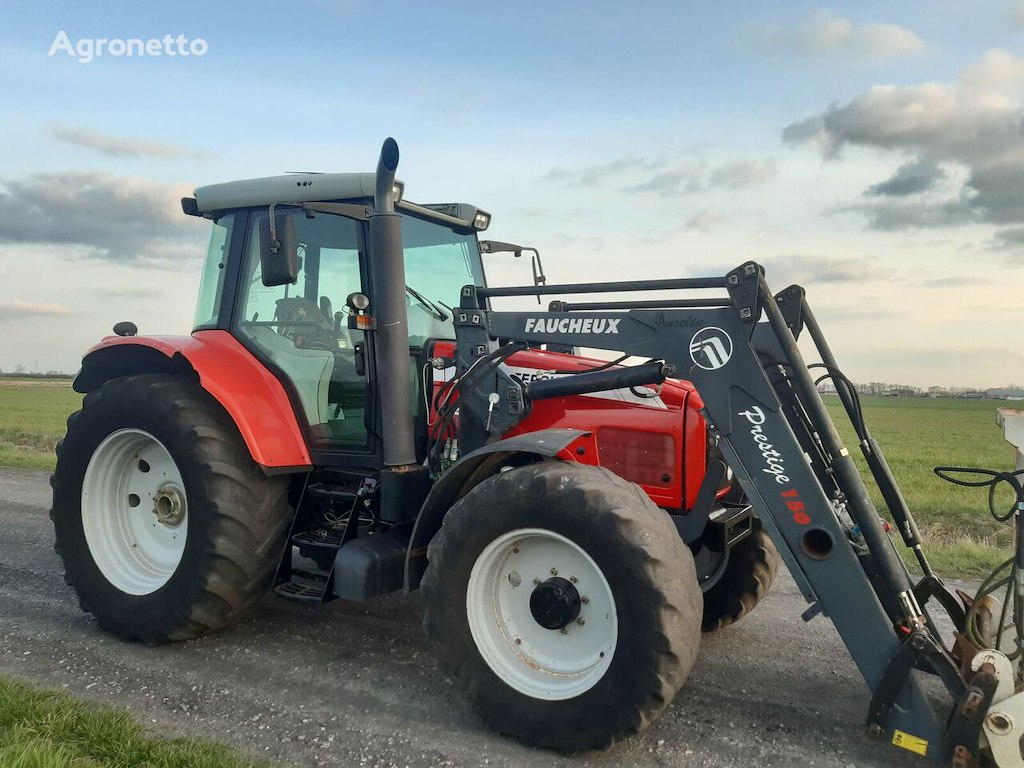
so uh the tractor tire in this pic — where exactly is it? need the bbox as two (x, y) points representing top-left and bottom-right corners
(700, 522), (779, 632)
(421, 462), (702, 753)
(50, 374), (291, 643)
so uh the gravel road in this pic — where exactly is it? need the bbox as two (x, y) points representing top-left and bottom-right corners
(0, 467), (929, 768)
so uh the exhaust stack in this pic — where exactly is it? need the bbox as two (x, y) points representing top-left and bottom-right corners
(370, 138), (417, 468)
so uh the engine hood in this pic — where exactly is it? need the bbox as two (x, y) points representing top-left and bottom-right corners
(504, 347), (695, 409)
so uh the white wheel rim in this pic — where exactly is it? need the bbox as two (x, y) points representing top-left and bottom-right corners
(467, 527), (617, 700)
(81, 428), (188, 595)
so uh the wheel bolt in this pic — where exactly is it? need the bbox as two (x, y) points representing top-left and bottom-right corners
(533, 577), (542, 585)
(577, 617), (586, 626)
(550, 568), (558, 575)
(560, 628), (568, 635)
(515, 637), (522, 645)
(570, 575), (578, 584)
(581, 596), (589, 604)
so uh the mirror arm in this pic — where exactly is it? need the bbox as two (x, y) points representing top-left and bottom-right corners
(268, 203), (280, 253)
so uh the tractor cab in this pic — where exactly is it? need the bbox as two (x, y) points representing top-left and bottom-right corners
(186, 173), (490, 463)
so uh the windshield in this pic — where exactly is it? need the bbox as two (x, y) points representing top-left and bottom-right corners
(401, 215), (484, 311)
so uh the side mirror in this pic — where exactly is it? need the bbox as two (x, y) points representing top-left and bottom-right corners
(258, 212), (298, 287)
(479, 239), (546, 304)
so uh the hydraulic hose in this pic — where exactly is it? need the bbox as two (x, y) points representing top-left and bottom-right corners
(935, 467), (1024, 656)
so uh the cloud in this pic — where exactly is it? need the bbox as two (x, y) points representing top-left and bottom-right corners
(549, 233), (605, 250)
(0, 170), (205, 263)
(577, 156), (661, 186)
(695, 254), (890, 286)
(763, 254), (891, 285)
(625, 164), (704, 196)
(1012, 1), (1024, 28)
(96, 287), (169, 300)
(708, 158), (777, 189)
(836, 199), (971, 231)
(921, 275), (992, 288)
(540, 167), (571, 182)
(784, 49), (1024, 241)
(782, 50), (1024, 160)
(625, 157), (775, 196)
(991, 227), (1024, 262)
(865, 159), (945, 197)
(544, 152), (776, 198)
(993, 226), (1024, 247)
(51, 124), (212, 160)
(758, 12), (926, 62)
(812, 304), (899, 323)
(506, 206), (549, 220)
(0, 299), (73, 319)
(684, 209), (728, 232)
(543, 156), (663, 187)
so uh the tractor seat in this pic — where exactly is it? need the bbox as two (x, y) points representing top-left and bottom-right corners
(244, 325), (334, 427)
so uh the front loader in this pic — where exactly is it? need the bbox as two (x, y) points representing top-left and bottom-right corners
(50, 138), (1022, 764)
(447, 261), (1024, 764)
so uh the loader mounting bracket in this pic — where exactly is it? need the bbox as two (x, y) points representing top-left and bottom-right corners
(943, 662), (998, 767)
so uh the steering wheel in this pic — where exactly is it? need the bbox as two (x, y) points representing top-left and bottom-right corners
(274, 297), (336, 350)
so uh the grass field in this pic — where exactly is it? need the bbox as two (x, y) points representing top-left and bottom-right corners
(0, 378), (1018, 577)
(0, 379), (81, 471)
(0, 675), (271, 768)
(824, 395), (1018, 578)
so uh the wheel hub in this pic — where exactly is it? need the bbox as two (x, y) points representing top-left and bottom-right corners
(529, 576), (581, 630)
(153, 484), (185, 526)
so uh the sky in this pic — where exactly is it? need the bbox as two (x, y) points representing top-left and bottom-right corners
(0, 0), (1022, 388)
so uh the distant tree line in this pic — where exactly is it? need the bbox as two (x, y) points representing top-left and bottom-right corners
(817, 381), (1024, 400)
(0, 365), (73, 379)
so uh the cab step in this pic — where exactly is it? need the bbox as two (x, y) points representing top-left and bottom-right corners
(273, 581), (328, 602)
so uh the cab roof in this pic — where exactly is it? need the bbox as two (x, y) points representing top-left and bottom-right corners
(193, 172), (401, 213)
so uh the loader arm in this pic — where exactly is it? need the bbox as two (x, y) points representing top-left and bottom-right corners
(450, 262), (1013, 766)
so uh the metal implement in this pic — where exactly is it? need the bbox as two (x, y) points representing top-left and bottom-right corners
(451, 261), (1017, 765)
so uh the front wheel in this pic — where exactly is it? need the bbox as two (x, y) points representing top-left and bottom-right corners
(50, 374), (292, 643)
(701, 523), (779, 632)
(421, 462), (702, 752)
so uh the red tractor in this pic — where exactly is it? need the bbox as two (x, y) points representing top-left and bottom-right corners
(55, 140), (1017, 764)
(50, 139), (770, 750)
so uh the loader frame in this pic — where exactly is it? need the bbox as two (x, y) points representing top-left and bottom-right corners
(452, 261), (986, 764)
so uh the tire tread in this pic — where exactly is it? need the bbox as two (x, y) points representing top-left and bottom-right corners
(700, 525), (779, 632)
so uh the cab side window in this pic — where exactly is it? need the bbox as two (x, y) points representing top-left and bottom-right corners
(235, 211), (368, 448)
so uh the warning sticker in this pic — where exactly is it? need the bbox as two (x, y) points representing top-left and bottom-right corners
(891, 729), (928, 756)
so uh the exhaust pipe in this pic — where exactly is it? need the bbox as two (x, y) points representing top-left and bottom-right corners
(374, 138), (400, 215)
(370, 138), (417, 468)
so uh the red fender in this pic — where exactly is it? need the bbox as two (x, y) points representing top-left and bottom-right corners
(77, 330), (311, 469)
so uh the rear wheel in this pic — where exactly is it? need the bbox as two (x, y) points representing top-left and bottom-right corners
(701, 523), (779, 632)
(50, 374), (292, 643)
(421, 462), (702, 752)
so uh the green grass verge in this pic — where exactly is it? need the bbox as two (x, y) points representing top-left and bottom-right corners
(0, 676), (273, 768)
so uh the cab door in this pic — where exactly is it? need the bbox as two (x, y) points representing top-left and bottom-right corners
(234, 209), (371, 452)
